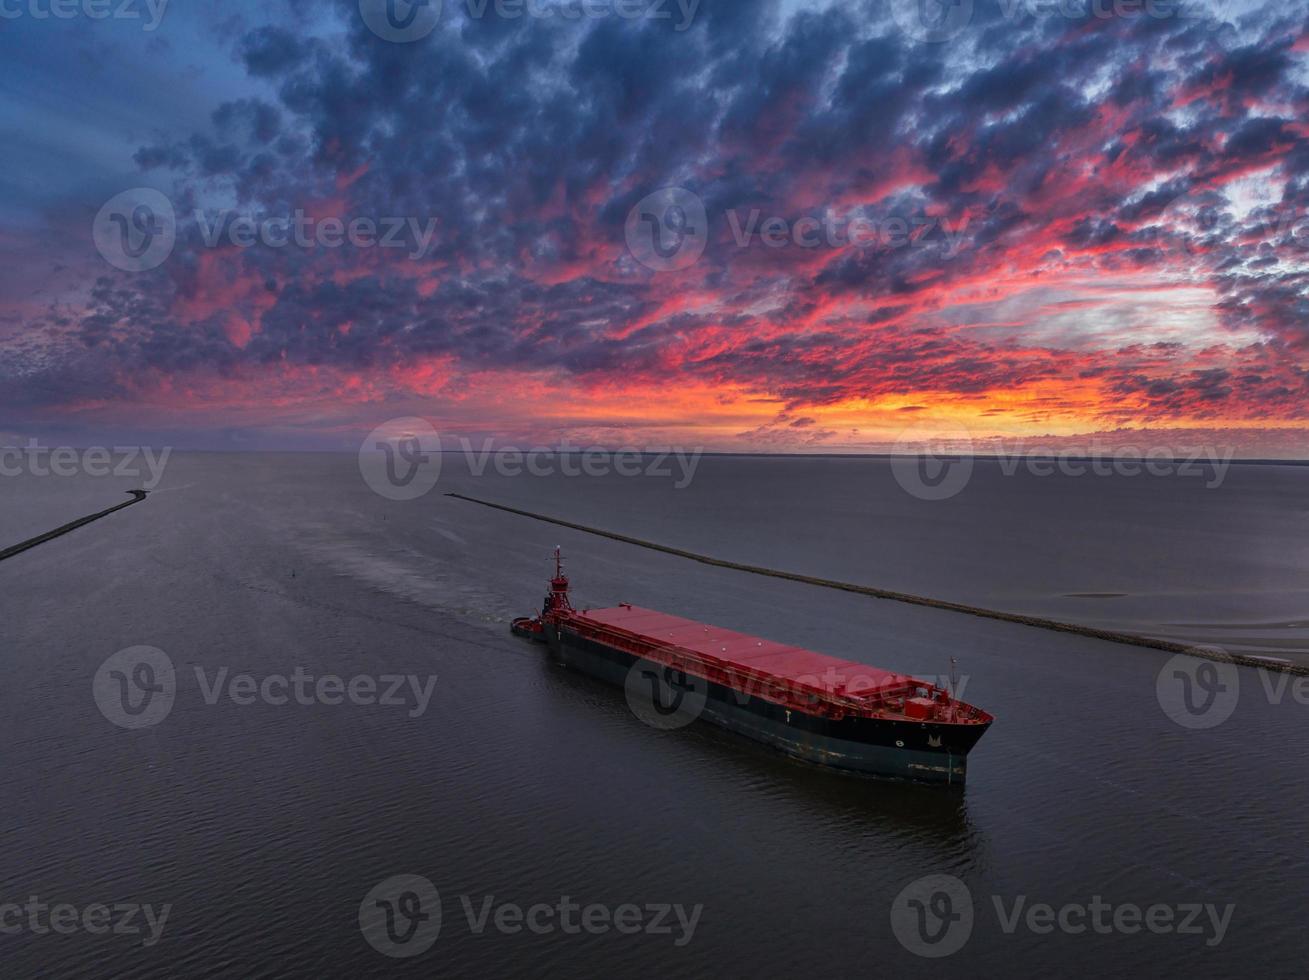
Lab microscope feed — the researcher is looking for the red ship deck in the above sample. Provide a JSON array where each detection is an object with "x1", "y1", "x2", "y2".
[{"x1": 571, "y1": 604, "x2": 919, "y2": 704}]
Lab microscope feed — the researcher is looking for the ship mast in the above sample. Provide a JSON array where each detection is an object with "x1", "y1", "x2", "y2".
[{"x1": 548, "y1": 546, "x2": 573, "y2": 615}]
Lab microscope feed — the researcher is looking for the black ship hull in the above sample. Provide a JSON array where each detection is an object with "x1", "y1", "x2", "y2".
[{"x1": 549, "y1": 624, "x2": 988, "y2": 786}]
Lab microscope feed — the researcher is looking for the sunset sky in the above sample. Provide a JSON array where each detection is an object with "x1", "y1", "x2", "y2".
[{"x1": 2, "y1": 0, "x2": 1307, "y2": 454}]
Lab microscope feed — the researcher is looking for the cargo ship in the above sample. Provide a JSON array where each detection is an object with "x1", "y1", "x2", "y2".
[{"x1": 513, "y1": 550, "x2": 993, "y2": 785}]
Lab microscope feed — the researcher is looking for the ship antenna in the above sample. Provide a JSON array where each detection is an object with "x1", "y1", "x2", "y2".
[{"x1": 555, "y1": 545, "x2": 563, "y2": 579}]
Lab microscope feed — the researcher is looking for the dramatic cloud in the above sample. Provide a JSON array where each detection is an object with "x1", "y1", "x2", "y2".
[{"x1": 1, "y1": 0, "x2": 1307, "y2": 451}]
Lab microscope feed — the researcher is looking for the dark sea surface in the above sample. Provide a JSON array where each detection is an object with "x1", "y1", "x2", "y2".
[{"x1": 1, "y1": 451, "x2": 1306, "y2": 978}]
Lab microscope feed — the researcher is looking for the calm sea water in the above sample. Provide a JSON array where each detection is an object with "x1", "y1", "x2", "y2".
[{"x1": 1, "y1": 452, "x2": 1306, "y2": 978}]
